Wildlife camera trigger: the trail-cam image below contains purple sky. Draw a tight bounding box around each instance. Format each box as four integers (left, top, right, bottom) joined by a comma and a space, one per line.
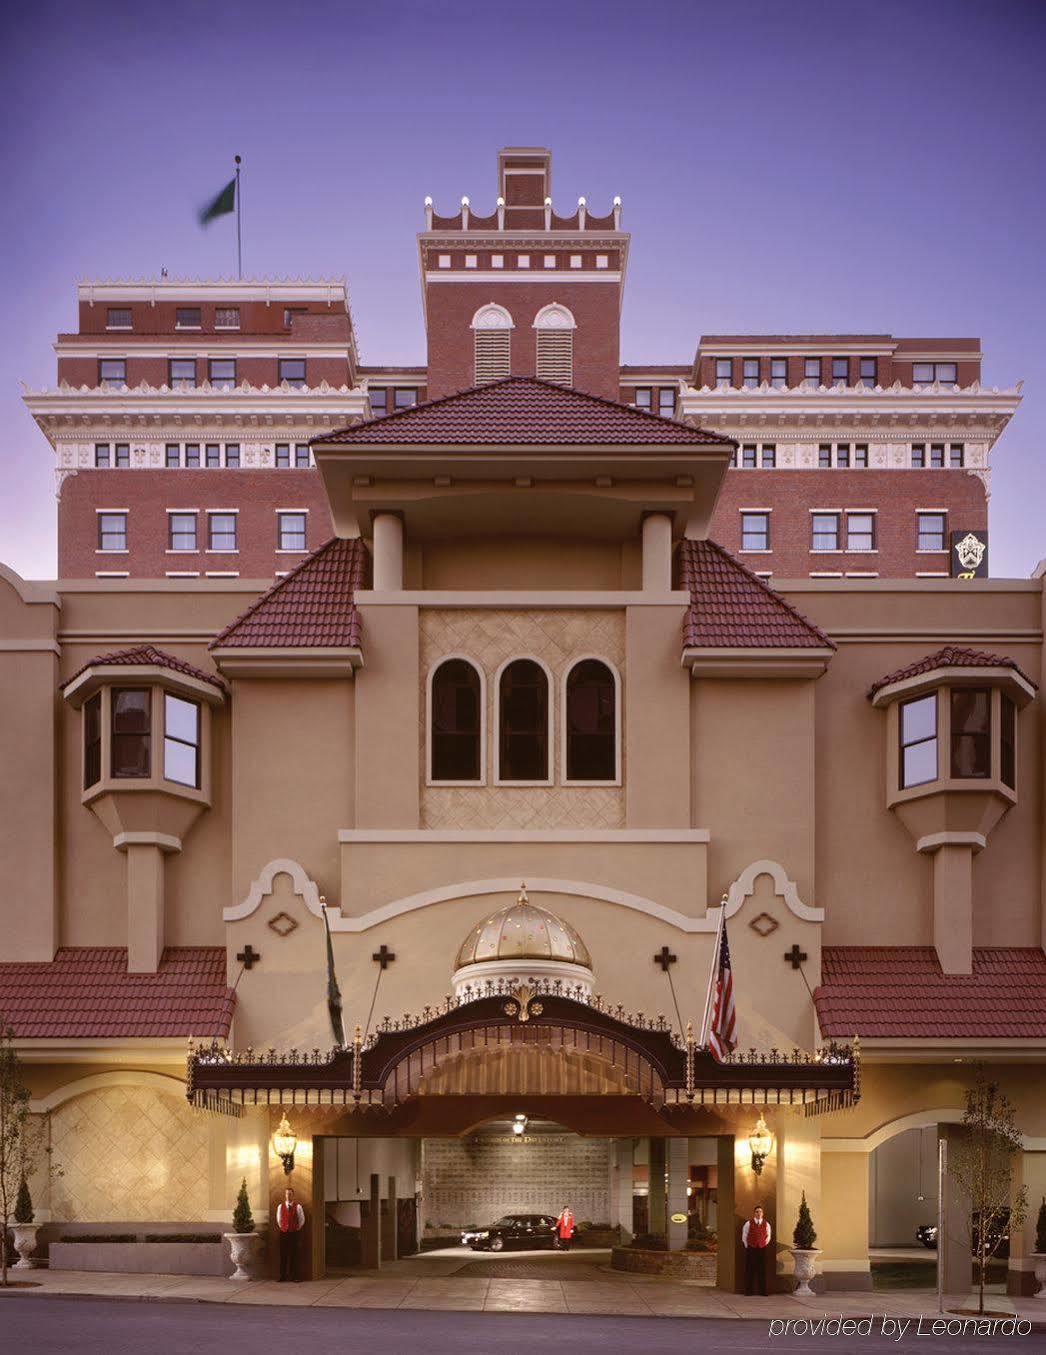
2, 0, 1044, 579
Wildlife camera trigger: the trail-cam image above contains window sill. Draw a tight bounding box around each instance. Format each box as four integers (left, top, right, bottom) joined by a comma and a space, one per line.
492, 779, 555, 789
95, 549, 129, 554
275, 548, 309, 555
205, 549, 240, 554
166, 550, 200, 555
426, 779, 487, 789
739, 549, 772, 555
562, 779, 622, 788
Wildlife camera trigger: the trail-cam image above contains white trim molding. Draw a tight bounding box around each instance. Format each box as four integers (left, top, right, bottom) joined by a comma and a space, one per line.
426, 654, 487, 787
225, 857, 324, 922
561, 655, 622, 786
493, 653, 555, 787
29, 1069, 187, 1113
724, 859, 824, 923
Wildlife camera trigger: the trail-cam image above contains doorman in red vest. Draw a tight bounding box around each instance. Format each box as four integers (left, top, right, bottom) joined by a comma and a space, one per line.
741, 1205, 772, 1295
554, 1206, 576, 1251
276, 1187, 306, 1281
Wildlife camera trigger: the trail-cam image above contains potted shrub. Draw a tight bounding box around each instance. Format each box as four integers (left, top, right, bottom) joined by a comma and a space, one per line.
223, 1179, 262, 1281
11, 1179, 40, 1270
788, 1192, 821, 1296
1033, 1196, 1046, 1300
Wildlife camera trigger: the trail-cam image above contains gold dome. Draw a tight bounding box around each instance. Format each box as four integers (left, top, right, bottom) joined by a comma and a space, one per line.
455, 886, 592, 971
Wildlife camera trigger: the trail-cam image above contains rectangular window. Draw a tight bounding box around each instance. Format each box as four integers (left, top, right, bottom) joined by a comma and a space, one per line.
853, 444, 869, 468
913, 361, 958, 385
215, 307, 240, 329
949, 443, 965, 468
491, 255, 504, 269
569, 255, 582, 269
761, 444, 776, 469
951, 687, 991, 778
165, 444, 180, 468
175, 307, 202, 329
464, 254, 477, 269
94, 443, 111, 468
279, 358, 307, 387
277, 511, 307, 551
294, 444, 310, 468
859, 357, 876, 385
1000, 694, 1016, 789
208, 358, 236, 389
275, 443, 291, 468
740, 512, 770, 551
912, 443, 926, 468
164, 694, 200, 789
741, 444, 757, 469
97, 512, 127, 550
106, 307, 132, 330
804, 357, 821, 386
846, 512, 875, 551
184, 443, 201, 468
917, 512, 946, 551
208, 512, 237, 550
205, 443, 221, 469
930, 443, 945, 469
836, 443, 851, 469
658, 388, 675, 418
742, 358, 759, 389
937, 362, 957, 384
715, 358, 732, 387
111, 688, 151, 778
900, 693, 937, 788
832, 357, 849, 386
84, 692, 101, 789
222, 443, 238, 468
99, 358, 126, 388
283, 307, 308, 328
811, 512, 840, 550
633, 388, 652, 411
169, 358, 196, 389
394, 388, 417, 410
818, 444, 832, 469
543, 255, 556, 268
517, 254, 530, 269
168, 512, 197, 551
113, 443, 129, 468
770, 358, 787, 388
369, 388, 388, 417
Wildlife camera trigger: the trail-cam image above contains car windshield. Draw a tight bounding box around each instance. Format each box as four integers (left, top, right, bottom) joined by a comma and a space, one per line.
492, 1217, 516, 1228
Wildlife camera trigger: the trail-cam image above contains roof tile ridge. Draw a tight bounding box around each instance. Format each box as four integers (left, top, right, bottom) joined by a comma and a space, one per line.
313, 377, 519, 441
506, 376, 737, 443
686, 539, 837, 649
209, 536, 358, 649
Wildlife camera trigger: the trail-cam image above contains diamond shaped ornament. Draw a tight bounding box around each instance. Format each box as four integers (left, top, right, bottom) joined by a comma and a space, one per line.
748, 911, 780, 938
267, 910, 299, 938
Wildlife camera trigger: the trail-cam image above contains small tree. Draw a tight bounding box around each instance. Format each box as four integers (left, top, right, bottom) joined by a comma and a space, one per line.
1, 1019, 48, 1286
793, 1192, 817, 1250
232, 1178, 255, 1235
13, 1179, 33, 1226
1035, 1196, 1046, 1255
948, 1066, 1028, 1315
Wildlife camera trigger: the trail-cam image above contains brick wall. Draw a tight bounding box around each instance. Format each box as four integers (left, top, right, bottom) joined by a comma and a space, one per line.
421, 1133, 611, 1229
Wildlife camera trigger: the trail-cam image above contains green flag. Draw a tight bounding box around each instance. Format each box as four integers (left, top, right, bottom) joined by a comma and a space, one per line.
198, 177, 236, 226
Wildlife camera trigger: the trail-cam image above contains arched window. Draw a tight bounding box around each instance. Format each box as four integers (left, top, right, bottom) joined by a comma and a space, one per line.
430, 659, 483, 782
498, 659, 550, 782
533, 303, 576, 386
565, 659, 617, 782
471, 304, 513, 385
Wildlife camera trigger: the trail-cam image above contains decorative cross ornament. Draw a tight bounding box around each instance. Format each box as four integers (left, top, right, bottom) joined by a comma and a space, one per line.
372, 944, 396, 969
236, 944, 261, 970
784, 944, 808, 971
654, 946, 677, 972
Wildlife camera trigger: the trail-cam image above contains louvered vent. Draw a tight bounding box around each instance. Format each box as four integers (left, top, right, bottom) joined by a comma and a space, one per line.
536, 329, 573, 386
474, 328, 511, 385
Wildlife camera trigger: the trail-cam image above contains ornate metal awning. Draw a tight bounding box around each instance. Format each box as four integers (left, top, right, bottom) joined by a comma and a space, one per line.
187, 981, 858, 1117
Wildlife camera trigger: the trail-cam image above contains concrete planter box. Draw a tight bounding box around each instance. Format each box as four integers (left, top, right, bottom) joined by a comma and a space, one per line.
49, 1241, 229, 1276
611, 1246, 716, 1282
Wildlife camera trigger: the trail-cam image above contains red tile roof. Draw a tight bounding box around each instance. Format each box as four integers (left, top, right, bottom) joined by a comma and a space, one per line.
63, 644, 226, 693
210, 537, 367, 650
679, 539, 835, 650
867, 645, 1035, 698
815, 947, 1046, 1039
314, 376, 736, 446
0, 947, 234, 1040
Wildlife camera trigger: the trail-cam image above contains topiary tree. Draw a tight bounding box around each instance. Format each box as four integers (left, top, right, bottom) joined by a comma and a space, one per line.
232, 1178, 254, 1235
13, 1178, 33, 1225
793, 1191, 817, 1250
1035, 1196, 1046, 1254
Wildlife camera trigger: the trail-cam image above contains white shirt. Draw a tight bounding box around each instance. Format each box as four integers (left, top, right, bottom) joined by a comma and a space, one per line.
742, 1218, 771, 1247
277, 1201, 305, 1231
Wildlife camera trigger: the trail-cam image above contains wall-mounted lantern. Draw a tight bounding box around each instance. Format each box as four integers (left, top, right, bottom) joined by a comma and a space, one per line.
748, 1115, 773, 1175
273, 1113, 298, 1174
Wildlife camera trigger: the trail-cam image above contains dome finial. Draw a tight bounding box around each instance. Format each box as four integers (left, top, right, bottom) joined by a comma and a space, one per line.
518, 881, 528, 904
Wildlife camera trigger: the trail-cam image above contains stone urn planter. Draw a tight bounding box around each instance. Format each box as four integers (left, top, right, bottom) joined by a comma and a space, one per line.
1032, 1253, 1046, 1300
789, 1247, 822, 1296
223, 1231, 262, 1281
11, 1222, 41, 1270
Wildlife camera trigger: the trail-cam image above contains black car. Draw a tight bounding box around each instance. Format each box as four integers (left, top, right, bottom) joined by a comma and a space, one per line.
915, 1211, 1009, 1257
461, 1214, 560, 1251
916, 1223, 938, 1249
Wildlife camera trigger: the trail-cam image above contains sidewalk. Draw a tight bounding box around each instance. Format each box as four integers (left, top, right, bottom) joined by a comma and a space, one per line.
1, 1266, 1043, 1323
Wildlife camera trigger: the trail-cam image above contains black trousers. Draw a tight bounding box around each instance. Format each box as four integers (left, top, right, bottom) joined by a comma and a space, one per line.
279, 1229, 300, 1281
744, 1245, 767, 1295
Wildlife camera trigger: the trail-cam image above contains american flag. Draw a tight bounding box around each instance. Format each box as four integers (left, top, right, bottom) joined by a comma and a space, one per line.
707, 921, 737, 1062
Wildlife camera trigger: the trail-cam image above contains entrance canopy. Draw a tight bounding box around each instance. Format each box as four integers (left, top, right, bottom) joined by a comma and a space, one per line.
188, 981, 858, 1121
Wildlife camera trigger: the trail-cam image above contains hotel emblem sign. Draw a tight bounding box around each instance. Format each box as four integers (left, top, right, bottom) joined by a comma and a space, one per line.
950, 529, 988, 580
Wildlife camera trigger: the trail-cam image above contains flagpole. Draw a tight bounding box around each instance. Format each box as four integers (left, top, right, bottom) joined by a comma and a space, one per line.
699, 895, 726, 1047
234, 155, 242, 280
